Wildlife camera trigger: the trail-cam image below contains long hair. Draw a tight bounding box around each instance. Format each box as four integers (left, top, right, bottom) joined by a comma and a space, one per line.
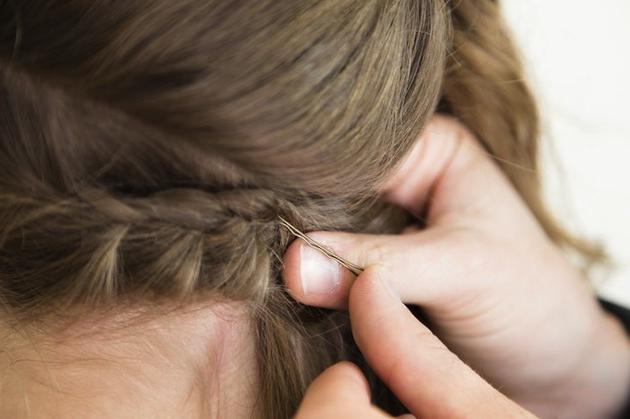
0, 1, 601, 417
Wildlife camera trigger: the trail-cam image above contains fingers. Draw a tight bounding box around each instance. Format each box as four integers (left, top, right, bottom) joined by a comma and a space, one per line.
282, 114, 540, 310
282, 228, 472, 309
348, 268, 537, 419
381, 114, 518, 224
282, 233, 357, 308
380, 114, 464, 216
294, 362, 391, 419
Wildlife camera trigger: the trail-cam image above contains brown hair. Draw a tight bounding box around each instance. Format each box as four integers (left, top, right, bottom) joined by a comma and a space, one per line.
0, 0, 602, 417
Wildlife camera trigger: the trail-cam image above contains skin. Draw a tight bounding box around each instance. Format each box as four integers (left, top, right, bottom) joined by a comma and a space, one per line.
286, 115, 630, 419
294, 268, 536, 419
0, 303, 259, 419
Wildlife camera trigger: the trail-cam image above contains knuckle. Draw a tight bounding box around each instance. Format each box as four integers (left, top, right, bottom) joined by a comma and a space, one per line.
358, 237, 392, 268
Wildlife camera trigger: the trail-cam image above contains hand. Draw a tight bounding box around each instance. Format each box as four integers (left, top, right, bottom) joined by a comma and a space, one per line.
294, 270, 537, 419
284, 115, 630, 418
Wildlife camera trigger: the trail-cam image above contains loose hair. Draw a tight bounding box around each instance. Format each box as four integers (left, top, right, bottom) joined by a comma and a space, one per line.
0, 1, 602, 417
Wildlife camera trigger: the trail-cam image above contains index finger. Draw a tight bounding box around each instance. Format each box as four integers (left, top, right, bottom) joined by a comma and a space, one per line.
348, 268, 537, 419
294, 362, 390, 419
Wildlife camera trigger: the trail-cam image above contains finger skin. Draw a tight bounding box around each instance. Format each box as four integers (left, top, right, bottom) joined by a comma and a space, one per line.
282, 236, 356, 309
282, 227, 473, 310
380, 115, 465, 216
281, 114, 533, 310
294, 362, 390, 419
281, 115, 468, 308
348, 267, 537, 419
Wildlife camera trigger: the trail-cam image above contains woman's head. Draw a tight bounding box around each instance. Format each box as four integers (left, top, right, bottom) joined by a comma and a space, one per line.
0, 1, 601, 417
0, 0, 446, 310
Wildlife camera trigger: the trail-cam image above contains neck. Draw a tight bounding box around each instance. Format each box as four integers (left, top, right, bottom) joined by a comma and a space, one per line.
0, 302, 258, 419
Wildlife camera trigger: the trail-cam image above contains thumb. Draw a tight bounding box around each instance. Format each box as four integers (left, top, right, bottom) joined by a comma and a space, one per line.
282, 227, 472, 309
294, 362, 390, 419
348, 267, 537, 419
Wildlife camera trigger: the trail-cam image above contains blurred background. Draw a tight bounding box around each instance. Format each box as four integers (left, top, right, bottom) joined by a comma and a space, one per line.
503, 0, 630, 306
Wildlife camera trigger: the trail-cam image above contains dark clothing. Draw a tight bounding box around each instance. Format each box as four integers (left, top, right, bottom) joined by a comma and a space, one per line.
601, 298, 630, 335
600, 298, 630, 418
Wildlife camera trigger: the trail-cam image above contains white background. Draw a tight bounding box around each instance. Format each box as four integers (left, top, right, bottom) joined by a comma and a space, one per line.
503, 1, 630, 306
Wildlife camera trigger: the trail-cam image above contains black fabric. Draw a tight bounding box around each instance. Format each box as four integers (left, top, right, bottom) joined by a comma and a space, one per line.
600, 298, 630, 336
599, 298, 630, 418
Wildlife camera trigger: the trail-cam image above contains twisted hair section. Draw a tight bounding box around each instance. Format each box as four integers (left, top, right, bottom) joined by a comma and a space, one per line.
1, 187, 288, 308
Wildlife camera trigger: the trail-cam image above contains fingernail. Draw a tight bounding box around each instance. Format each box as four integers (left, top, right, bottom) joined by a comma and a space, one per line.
299, 242, 342, 295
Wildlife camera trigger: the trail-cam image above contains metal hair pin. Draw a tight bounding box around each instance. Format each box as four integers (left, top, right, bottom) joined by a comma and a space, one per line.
277, 216, 364, 276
